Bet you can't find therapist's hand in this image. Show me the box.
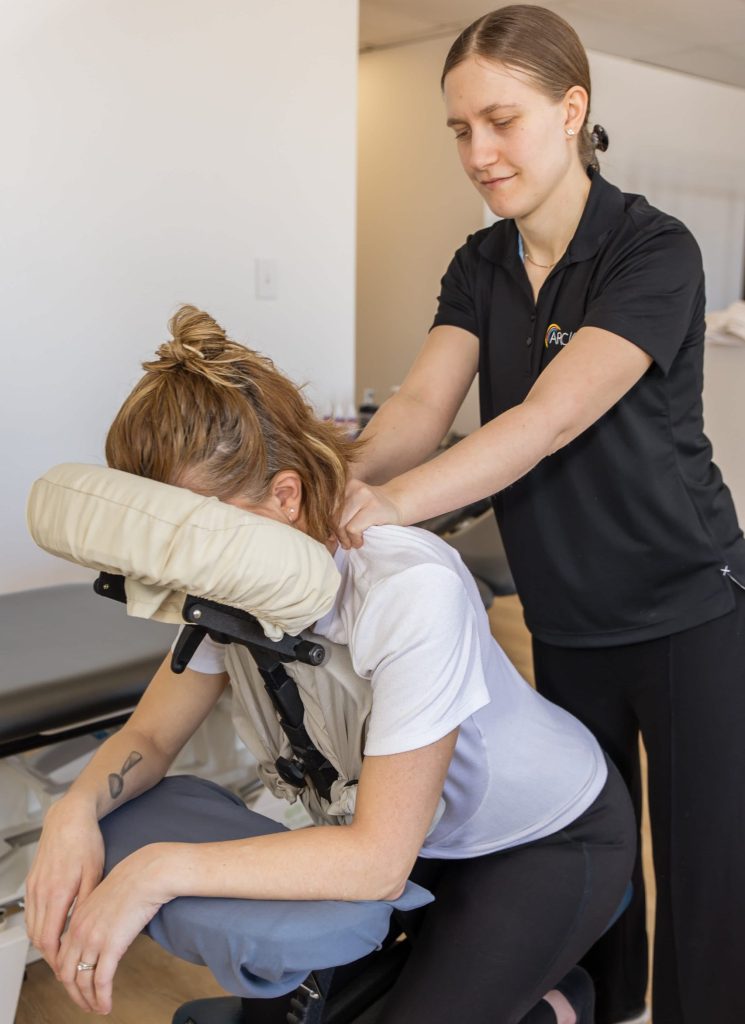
[56,845,168,1014]
[337,479,403,549]
[25,797,105,976]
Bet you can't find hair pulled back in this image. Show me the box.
[105,305,362,542]
[442,5,608,171]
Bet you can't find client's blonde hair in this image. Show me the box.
[105,305,362,541]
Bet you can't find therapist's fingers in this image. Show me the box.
[337,483,403,549]
[335,504,365,550]
[340,510,370,549]
[336,484,366,548]
[337,480,381,547]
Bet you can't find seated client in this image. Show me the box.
[25,306,635,1024]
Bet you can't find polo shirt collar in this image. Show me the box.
[478,169,627,269]
[567,169,626,263]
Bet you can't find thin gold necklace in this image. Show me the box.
[524,251,558,270]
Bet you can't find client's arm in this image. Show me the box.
[25,655,227,979]
[56,729,458,1014]
[165,728,457,902]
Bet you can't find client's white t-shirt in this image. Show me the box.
[185,525,607,859]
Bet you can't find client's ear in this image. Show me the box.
[269,470,304,525]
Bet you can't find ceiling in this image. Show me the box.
[359,0,745,90]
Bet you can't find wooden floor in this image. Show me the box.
[16,594,655,1023]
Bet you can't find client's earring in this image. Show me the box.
[288,508,296,522]
[566,128,576,136]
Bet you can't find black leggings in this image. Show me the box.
[378,757,636,1024]
[533,583,745,1024]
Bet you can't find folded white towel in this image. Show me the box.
[706,300,745,345]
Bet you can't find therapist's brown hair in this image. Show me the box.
[105,305,362,542]
[442,5,599,171]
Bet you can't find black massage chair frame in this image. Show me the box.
[94,573,416,1024]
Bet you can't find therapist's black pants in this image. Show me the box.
[378,757,635,1024]
[533,582,745,1024]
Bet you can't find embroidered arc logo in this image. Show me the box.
[544,323,575,348]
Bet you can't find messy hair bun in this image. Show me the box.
[145,306,252,388]
[106,305,362,542]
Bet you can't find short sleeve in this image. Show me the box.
[430,240,480,338]
[171,627,228,675]
[351,565,491,756]
[580,224,704,376]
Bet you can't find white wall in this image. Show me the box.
[702,344,745,520]
[357,36,484,434]
[357,39,745,436]
[589,50,745,313]
[0,0,358,594]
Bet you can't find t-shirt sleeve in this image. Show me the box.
[430,239,480,338]
[171,627,228,675]
[580,223,704,376]
[351,564,491,757]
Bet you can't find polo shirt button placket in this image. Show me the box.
[528,313,537,345]
[526,312,537,375]
[528,311,540,344]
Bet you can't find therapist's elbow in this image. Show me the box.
[522,392,584,458]
[547,423,583,455]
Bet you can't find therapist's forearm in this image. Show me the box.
[150,824,407,905]
[385,399,558,525]
[353,391,452,485]
[61,726,173,821]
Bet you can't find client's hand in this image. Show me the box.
[337,479,403,549]
[25,797,105,976]
[56,846,166,1014]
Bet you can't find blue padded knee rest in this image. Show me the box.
[100,775,433,998]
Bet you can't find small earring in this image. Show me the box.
[566,128,576,137]
[288,508,296,521]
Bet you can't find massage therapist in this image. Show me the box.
[340,8,745,1024]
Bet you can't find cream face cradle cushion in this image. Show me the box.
[26,463,341,640]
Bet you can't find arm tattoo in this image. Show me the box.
[108,751,143,800]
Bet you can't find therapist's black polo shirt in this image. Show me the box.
[432,169,745,647]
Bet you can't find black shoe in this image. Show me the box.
[554,966,595,1024]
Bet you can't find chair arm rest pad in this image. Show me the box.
[100,775,433,998]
